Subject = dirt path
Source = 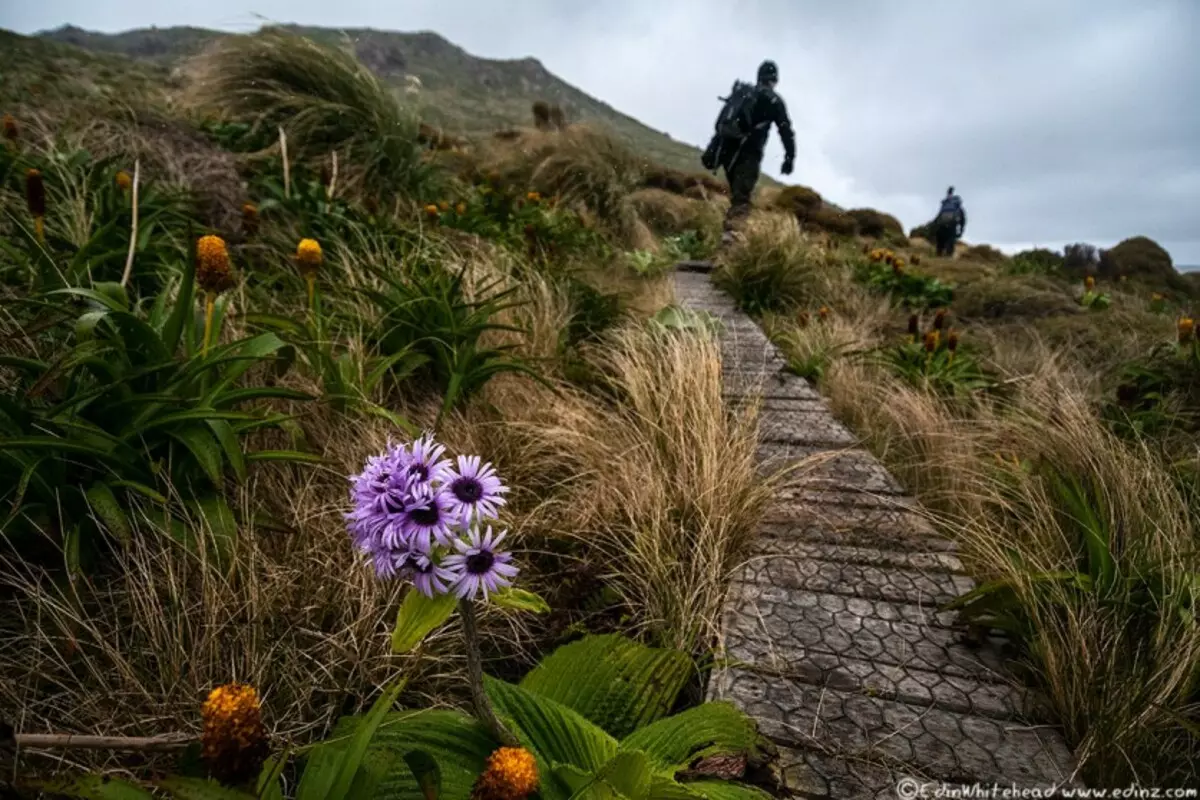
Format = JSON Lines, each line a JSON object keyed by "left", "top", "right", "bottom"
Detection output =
{"left": 674, "top": 264, "right": 1080, "bottom": 798}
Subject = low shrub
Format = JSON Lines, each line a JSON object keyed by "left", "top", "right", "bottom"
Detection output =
{"left": 714, "top": 214, "right": 823, "bottom": 314}
{"left": 847, "top": 207, "right": 904, "bottom": 239}
{"left": 1098, "top": 235, "right": 1175, "bottom": 282}
{"left": 805, "top": 206, "right": 858, "bottom": 238}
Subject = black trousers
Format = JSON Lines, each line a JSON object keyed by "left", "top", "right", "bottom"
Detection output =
{"left": 934, "top": 222, "right": 958, "bottom": 256}
{"left": 722, "top": 152, "right": 761, "bottom": 232}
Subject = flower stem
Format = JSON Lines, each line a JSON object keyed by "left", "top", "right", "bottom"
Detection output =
{"left": 458, "top": 598, "right": 519, "bottom": 747}
{"left": 202, "top": 292, "right": 215, "bottom": 357}
{"left": 34, "top": 216, "right": 44, "bottom": 245}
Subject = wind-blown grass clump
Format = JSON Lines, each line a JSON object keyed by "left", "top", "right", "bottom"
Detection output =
{"left": 188, "top": 28, "right": 436, "bottom": 200}
{"left": 714, "top": 213, "right": 826, "bottom": 314}
{"left": 565, "top": 324, "right": 775, "bottom": 652}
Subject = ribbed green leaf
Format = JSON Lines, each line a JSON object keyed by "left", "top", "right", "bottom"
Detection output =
{"left": 349, "top": 709, "right": 497, "bottom": 799}
{"left": 316, "top": 676, "right": 408, "bottom": 800}
{"left": 244, "top": 450, "right": 325, "bottom": 465}
{"left": 619, "top": 702, "right": 759, "bottom": 774}
{"left": 677, "top": 781, "right": 772, "bottom": 800}
{"left": 519, "top": 634, "right": 693, "bottom": 738}
{"left": 391, "top": 590, "right": 457, "bottom": 653}
{"left": 485, "top": 676, "right": 619, "bottom": 776}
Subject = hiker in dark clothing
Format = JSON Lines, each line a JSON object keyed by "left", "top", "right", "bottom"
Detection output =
{"left": 933, "top": 186, "right": 966, "bottom": 256}
{"left": 701, "top": 60, "right": 796, "bottom": 242}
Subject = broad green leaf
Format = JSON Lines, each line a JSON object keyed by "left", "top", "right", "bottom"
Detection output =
{"left": 349, "top": 709, "right": 497, "bottom": 800}
{"left": 255, "top": 749, "right": 289, "bottom": 800}
{"left": 207, "top": 419, "right": 247, "bottom": 482}
{"left": 596, "top": 751, "right": 653, "bottom": 800}
{"left": 169, "top": 425, "right": 225, "bottom": 486}
{"left": 391, "top": 589, "right": 457, "bottom": 653}
{"left": 325, "top": 676, "right": 409, "bottom": 800}
{"left": 403, "top": 749, "right": 442, "bottom": 800}
{"left": 492, "top": 587, "right": 551, "bottom": 614}
{"left": 619, "top": 702, "right": 759, "bottom": 774}
{"left": 485, "top": 676, "right": 619, "bottom": 775}
{"left": 38, "top": 774, "right": 157, "bottom": 799}
{"left": 85, "top": 481, "right": 132, "bottom": 547}
{"left": 679, "top": 781, "right": 772, "bottom": 800}
{"left": 519, "top": 634, "right": 693, "bottom": 739}
{"left": 155, "top": 777, "right": 258, "bottom": 799}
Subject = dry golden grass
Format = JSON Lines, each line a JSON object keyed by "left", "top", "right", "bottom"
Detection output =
{"left": 764, "top": 237, "right": 1200, "bottom": 784}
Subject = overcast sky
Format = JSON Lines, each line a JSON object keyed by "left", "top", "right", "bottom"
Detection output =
{"left": 4, "top": 1, "right": 1199, "bottom": 264}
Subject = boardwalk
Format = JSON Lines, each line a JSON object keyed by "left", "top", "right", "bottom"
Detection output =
{"left": 674, "top": 265, "right": 1080, "bottom": 798}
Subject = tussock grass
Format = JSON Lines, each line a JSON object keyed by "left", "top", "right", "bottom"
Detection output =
{"left": 561, "top": 324, "right": 774, "bottom": 652}
{"left": 187, "top": 27, "right": 435, "bottom": 200}
{"left": 714, "top": 212, "right": 831, "bottom": 314}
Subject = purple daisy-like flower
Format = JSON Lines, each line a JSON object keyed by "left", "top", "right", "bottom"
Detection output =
{"left": 372, "top": 546, "right": 455, "bottom": 596}
{"left": 443, "top": 455, "right": 509, "bottom": 524}
{"left": 404, "top": 433, "right": 452, "bottom": 485}
{"left": 443, "top": 525, "right": 519, "bottom": 601}
{"left": 403, "top": 483, "right": 455, "bottom": 552}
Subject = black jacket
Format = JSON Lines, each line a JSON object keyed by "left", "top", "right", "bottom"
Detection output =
{"left": 739, "top": 86, "right": 795, "bottom": 163}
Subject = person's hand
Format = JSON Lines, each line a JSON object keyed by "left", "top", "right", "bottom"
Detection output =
{"left": 781, "top": 157, "right": 794, "bottom": 175}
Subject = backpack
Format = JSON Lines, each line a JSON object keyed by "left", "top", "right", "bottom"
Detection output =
{"left": 714, "top": 80, "right": 762, "bottom": 141}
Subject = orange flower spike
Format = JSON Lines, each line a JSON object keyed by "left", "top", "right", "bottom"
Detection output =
{"left": 1085, "top": 275, "right": 1096, "bottom": 291}
{"left": 471, "top": 747, "right": 539, "bottom": 800}
{"left": 115, "top": 170, "right": 133, "bottom": 192}
{"left": 923, "top": 329, "right": 940, "bottom": 353}
{"left": 201, "top": 683, "right": 269, "bottom": 787}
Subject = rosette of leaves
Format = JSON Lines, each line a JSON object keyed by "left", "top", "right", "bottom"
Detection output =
{"left": 852, "top": 259, "right": 954, "bottom": 310}
{"left": 0, "top": 253, "right": 317, "bottom": 572}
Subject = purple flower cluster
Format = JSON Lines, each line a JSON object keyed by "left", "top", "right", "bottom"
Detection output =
{"left": 347, "top": 434, "right": 516, "bottom": 600}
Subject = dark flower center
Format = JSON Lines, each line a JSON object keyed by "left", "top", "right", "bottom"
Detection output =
{"left": 451, "top": 477, "right": 484, "bottom": 504}
{"left": 407, "top": 463, "right": 430, "bottom": 482}
{"left": 466, "top": 551, "right": 495, "bottom": 575}
{"left": 408, "top": 503, "right": 441, "bottom": 526}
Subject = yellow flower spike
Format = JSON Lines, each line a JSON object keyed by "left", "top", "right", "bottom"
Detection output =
{"left": 1084, "top": 275, "right": 1095, "bottom": 291}
{"left": 471, "top": 746, "right": 540, "bottom": 800}
{"left": 818, "top": 306, "right": 830, "bottom": 321}
{"left": 196, "top": 235, "right": 234, "bottom": 355}
{"left": 456, "top": 202, "right": 466, "bottom": 215}
{"left": 201, "top": 683, "right": 269, "bottom": 787}
{"left": 115, "top": 170, "right": 132, "bottom": 192}
{"left": 923, "top": 329, "right": 940, "bottom": 353}
{"left": 906, "top": 314, "right": 919, "bottom": 342}
{"left": 424, "top": 204, "right": 440, "bottom": 218}
{"left": 1178, "top": 317, "right": 1194, "bottom": 345}
{"left": 296, "top": 238, "right": 323, "bottom": 309}
{"left": 439, "top": 200, "right": 450, "bottom": 212}
{"left": 526, "top": 191, "right": 541, "bottom": 203}
{"left": 25, "top": 168, "right": 45, "bottom": 243}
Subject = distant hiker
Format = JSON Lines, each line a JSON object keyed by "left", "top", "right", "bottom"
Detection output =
{"left": 701, "top": 60, "right": 796, "bottom": 243}
{"left": 933, "top": 186, "right": 966, "bottom": 256}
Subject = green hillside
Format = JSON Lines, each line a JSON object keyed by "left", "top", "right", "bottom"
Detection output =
{"left": 37, "top": 23, "right": 716, "bottom": 177}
